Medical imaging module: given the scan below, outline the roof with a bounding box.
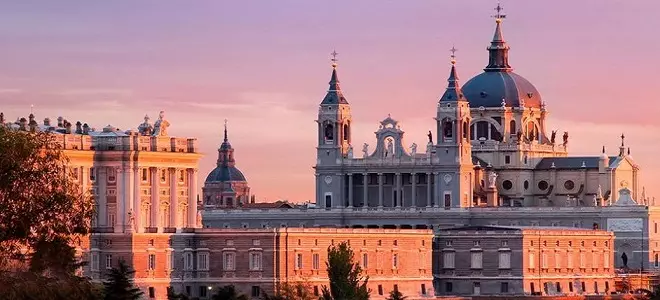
[241,201,293,209]
[462,71,542,108]
[535,156,618,170]
[320,66,349,105]
[204,165,247,183]
[440,225,610,233]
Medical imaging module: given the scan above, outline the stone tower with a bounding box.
[315,58,352,208]
[435,55,474,208]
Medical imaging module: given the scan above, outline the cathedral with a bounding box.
[203,7,659,273]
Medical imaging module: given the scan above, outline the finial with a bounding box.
[30,104,34,114]
[602,145,605,154]
[449,46,458,64]
[330,50,339,68]
[627,147,631,156]
[621,133,625,147]
[492,2,506,22]
[224,119,228,142]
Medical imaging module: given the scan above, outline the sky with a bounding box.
[0,0,659,202]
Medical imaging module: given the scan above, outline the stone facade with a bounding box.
[434,226,615,296]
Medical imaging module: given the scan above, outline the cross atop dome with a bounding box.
[330,50,339,68]
[492,2,507,21]
[450,46,458,64]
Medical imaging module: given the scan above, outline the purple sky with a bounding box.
[1,1,658,201]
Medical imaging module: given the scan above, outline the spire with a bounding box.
[220,119,232,150]
[619,133,626,156]
[321,50,349,105]
[484,2,512,72]
[439,46,465,102]
[223,119,228,143]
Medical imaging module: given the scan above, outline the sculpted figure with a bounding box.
[196,211,203,228]
[410,143,417,157]
[152,111,170,136]
[516,130,522,142]
[362,143,369,158]
[427,131,433,144]
[127,209,135,231]
[551,130,557,144]
[347,144,353,158]
[487,171,498,188]
[563,131,569,145]
[386,139,394,157]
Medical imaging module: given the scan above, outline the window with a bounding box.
[538,180,549,190]
[313,253,320,270]
[528,252,535,268]
[362,253,369,269]
[148,287,155,298]
[581,282,586,293]
[604,252,610,268]
[421,284,427,295]
[445,282,453,293]
[223,252,235,270]
[142,169,148,181]
[392,253,398,269]
[393,240,398,246]
[499,252,511,269]
[251,286,260,297]
[197,252,209,271]
[296,253,303,269]
[564,180,575,190]
[445,240,453,247]
[473,282,481,295]
[108,168,116,182]
[105,254,112,269]
[530,283,535,294]
[505,155,511,164]
[655,253,659,268]
[444,193,451,208]
[556,282,562,293]
[91,252,99,271]
[594,282,599,294]
[250,252,262,271]
[592,252,599,268]
[605,281,610,293]
[325,194,332,208]
[148,254,156,270]
[166,252,173,270]
[555,252,561,268]
[501,282,509,293]
[444,252,455,269]
[313,286,319,296]
[471,251,483,269]
[502,180,513,190]
[179,170,185,182]
[569,282,574,292]
[524,180,529,190]
[378,285,384,295]
[541,252,548,268]
[501,240,508,247]
[89,167,96,181]
[108,213,116,227]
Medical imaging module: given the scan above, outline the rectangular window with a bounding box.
[421,284,426,295]
[444,252,455,269]
[541,252,548,268]
[567,251,574,268]
[148,254,156,270]
[313,253,320,270]
[362,253,369,269]
[197,252,209,271]
[604,252,610,268]
[313,286,319,296]
[444,193,451,208]
[445,282,453,293]
[91,253,99,271]
[251,286,260,297]
[108,213,116,227]
[378,285,383,295]
[250,252,262,271]
[223,252,235,271]
[556,282,562,293]
[166,252,173,270]
[392,253,398,269]
[501,282,509,293]
[149,287,155,298]
[581,282,586,293]
[296,253,303,269]
[142,169,148,181]
[473,282,481,295]
[554,252,561,268]
[499,252,511,269]
[108,168,116,182]
[580,252,586,268]
[505,155,511,164]
[89,167,96,181]
[325,195,332,208]
[471,252,483,269]
[184,252,193,270]
[528,252,535,268]
[105,254,112,269]
[160,169,166,182]
[199,286,208,298]
[569,282,574,292]
[592,252,598,268]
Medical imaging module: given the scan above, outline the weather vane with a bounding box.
[330,50,339,66]
[492,2,506,20]
[450,46,458,63]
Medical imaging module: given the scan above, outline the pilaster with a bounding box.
[97,167,107,227]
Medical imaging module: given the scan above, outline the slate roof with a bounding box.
[534,156,619,170]
[462,71,542,108]
[205,165,246,183]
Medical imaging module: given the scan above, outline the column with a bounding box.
[169,168,178,229]
[81,167,89,197]
[98,167,107,227]
[433,172,440,207]
[378,173,384,208]
[426,172,432,207]
[133,167,142,233]
[188,168,198,228]
[362,173,368,208]
[115,167,124,233]
[150,167,160,230]
[395,173,401,207]
[348,174,354,208]
[411,173,417,208]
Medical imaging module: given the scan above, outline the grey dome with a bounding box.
[205,165,246,183]
[462,71,542,108]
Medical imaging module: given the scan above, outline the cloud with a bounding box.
[0,88,22,94]
[54,88,133,97]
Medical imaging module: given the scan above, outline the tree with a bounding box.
[261,281,316,300]
[211,285,248,300]
[0,126,94,262]
[321,241,370,300]
[386,289,407,300]
[103,260,144,300]
[168,286,191,300]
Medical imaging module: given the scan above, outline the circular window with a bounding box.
[564,180,575,190]
[524,180,529,190]
[502,180,513,190]
[538,180,549,190]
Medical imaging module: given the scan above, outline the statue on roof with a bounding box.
[563,131,569,146]
[550,130,557,144]
[487,170,498,189]
[152,111,170,136]
[362,143,369,158]
[347,144,353,158]
[427,131,433,144]
[386,138,394,157]
[138,114,153,136]
[410,143,417,157]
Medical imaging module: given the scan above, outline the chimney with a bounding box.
[75,121,83,134]
[82,123,90,135]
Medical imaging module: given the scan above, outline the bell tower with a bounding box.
[315,51,352,208]
[435,48,474,207]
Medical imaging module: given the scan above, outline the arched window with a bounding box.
[443,120,453,139]
[324,123,334,141]
[343,123,350,141]
[476,121,489,140]
[490,124,502,141]
[462,121,469,139]
[509,120,516,135]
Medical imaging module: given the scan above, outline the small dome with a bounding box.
[205,165,246,183]
[462,71,542,108]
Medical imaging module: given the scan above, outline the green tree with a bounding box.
[386,289,407,300]
[211,285,248,300]
[321,241,370,300]
[261,281,316,300]
[0,125,94,262]
[103,260,144,300]
[168,286,191,300]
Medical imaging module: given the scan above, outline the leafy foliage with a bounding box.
[261,281,316,300]
[386,289,407,300]
[0,126,94,261]
[103,260,144,300]
[211,285,248,300]
[321,241,370,300]
[168,286,191,300]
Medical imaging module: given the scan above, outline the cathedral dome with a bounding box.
[462,71,542,108]
[205,165,246,183]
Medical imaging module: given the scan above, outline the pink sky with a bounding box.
[1,1,659,202]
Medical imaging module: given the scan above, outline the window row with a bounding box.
[295,253,400,270]
[90,252,263,272]
[529,251,610,269]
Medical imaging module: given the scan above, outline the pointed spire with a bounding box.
[439,46,465,102]
[220,119,232,151]
[602,146,606,154]
[619,133,626,156]
[484,3,512,72]
[321,50,349,105]
[223,119,228,143]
